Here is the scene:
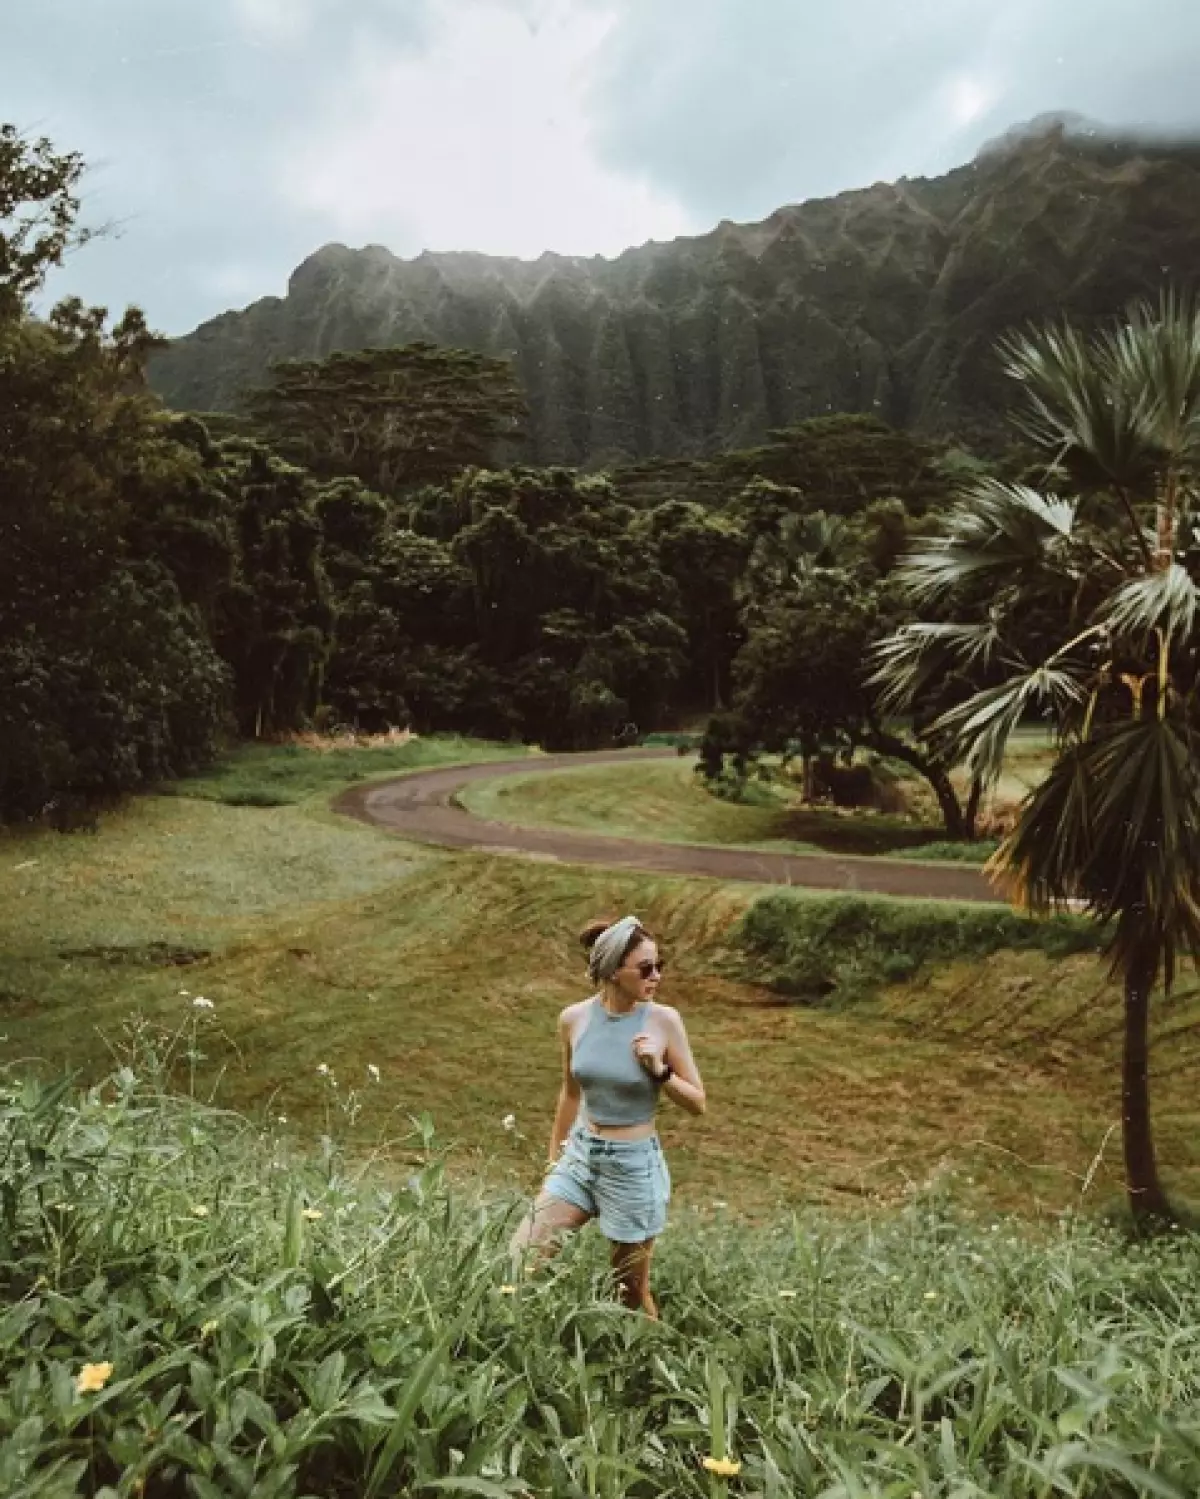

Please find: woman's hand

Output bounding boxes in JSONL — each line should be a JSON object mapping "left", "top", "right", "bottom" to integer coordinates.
{"left": 632, "top": 1032, "right": 666, "bottom": 1077}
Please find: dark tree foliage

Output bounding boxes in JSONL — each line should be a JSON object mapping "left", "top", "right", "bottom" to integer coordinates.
{"left": 612, "top": 414, "right": 957, "bottom": 517}
{"left": 0, "top": 303, "right": 229, "bottom": 822}
{"left": 243, "top": 342, "right": 527, "bottom": 497}
{"left": 718, "top": 415, "right": 950, "bottom": 516}
{"left": 639, "top": 500, "right": 749, "bottom": 709}
{"left": 210, "top": 443, "right": 335, "bottom": 738}
{"left": 318, "top": 467, "right": 687, "bottom": 748}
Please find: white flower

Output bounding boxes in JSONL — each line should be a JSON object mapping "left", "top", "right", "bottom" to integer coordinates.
{"left": 191, "top": 996, "right": 214, "bottom": 1011}
{"left": 316, "top": 1063, "right": 330, "bottom": 1076}
{"left": 502, "top": 1113, "right": 516, "bottom": 1131}
{"left": 367, "top": 1064, "right": 381, "bottom": 1082}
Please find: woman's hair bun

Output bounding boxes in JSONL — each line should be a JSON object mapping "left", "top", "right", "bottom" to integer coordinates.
{"left": 579, "top": 919, "right": 612, "bottom": 952}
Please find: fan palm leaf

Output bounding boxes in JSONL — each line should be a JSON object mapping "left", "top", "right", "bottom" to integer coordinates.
{"left": 1105, "top": 291, "right": 1200, "bottom": 476}
{"left": 895, "top": 480, "right": 1080, "bottom": 603}
{"left": 1101, "top": 563, "right": 1200, "bottom": 642}
{"left": 993, "top": 714, "right": 1200, "bottom": 989}
{"left": 998, "top": 318, "right": 1163, "bottom": 512}
{"left": 868, "top": 620, "right": 1004, "bottom": 715}
{"left": 927, "top": 661, "right": 1089, "bottom": 787}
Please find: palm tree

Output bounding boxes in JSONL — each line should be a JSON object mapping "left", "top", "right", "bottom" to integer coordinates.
{"left": 870, "top": 293, "right": 1200, "bottom": 1222}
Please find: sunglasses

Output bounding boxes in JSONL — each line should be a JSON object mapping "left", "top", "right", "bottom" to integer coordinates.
{"left": 631, "top": 958, "right": 666, "bottom": 978}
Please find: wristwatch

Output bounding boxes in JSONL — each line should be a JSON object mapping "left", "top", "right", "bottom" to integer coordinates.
{"left": 654, "top": 1063, "right": 674, "bottom": 1086}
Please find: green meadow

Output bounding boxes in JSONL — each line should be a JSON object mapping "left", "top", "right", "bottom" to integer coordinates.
{"left": 4, "top": 737, "right": 1200, "bottom": 1496}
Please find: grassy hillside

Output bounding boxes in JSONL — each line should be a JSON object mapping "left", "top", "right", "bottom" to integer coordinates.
{"left": 3, "top": 739, "right": 1198, "bottom": 1219}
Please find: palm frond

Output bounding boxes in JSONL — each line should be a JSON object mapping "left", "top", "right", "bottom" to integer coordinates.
{"left": 993, "top": 715, "right": 1200, "bottom": 987}
{"left": 896, "top": 480, "right": 1078, "bottom": 605}
{"left": 1100, "top": 563, "right": 1200, "bottom": 642}
{"left": 998, "top": 318, "right": 1162, "bottom": 504}
{"left": 1104, "top": 290, "right": 1200, "bottom": 470}
{"left": 867, "top": 621, "right": 1003, "bottom": 714}
{"left": 927, "top": 664, "right": 1088, "bottom": 787}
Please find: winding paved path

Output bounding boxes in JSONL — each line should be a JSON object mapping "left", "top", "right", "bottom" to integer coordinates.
{"left": 334, "top": 749, "right": 1001, "bottom": 903}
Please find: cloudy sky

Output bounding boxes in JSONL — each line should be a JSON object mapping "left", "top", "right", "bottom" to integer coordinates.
{"left": 6, "top": 0, "right": 1199, "bottom": 334}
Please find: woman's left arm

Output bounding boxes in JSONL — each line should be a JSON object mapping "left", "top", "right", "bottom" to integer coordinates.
{"left": 659, "top": 1008, "right": 706, "bottom": 1116}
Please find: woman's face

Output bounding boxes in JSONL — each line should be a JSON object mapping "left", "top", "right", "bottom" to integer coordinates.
{"left": 613, "top": 938, "right": 663, "bottom": 1002}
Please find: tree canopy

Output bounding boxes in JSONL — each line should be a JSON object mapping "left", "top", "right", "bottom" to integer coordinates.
{"left": 243, "top": 342, "right": 527, "bottom": 497}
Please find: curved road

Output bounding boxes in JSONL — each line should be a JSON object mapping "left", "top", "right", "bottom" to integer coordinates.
{"left": 334, "top": 748, "right": 1001, "bottom": 903}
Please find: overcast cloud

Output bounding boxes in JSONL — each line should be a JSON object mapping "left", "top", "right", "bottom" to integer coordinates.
{"left": 5, "top": 0, "right": 1199, "bottom": 334}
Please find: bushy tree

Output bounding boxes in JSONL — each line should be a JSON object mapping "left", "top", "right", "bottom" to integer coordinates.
{"left": 0, "top": 301, "right": 229, "bottom": 821}
{"left": 244, "top": 342, "right": 526, "bottom": 497}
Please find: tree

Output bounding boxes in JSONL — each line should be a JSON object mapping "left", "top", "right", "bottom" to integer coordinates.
{"left": 444, "top": 467, "right": 688, "bottom": 746}
{"left": 0, "top": 123, "right": 94, "bottom": 318}
{"left": 243, "top": 342, "right": 526, "bottom": 497}
{"left": 871, "top": 292, "right": 1200, "bottom": 1221}
{"left": 710, "top": 569, "right": 980, "bottom": 835}
{"left": 0, "top": 302, "right": 229, "bottom": 822}
{"left": 211, "top": 444, "right": 334, "bottom": 737}
{"left": 638, "top": 500, "right": 748, "bottom": 709}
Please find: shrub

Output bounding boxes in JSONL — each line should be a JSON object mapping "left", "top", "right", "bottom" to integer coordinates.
{"left": 737, "top": 891, "right": 1102, "bottom": 1003}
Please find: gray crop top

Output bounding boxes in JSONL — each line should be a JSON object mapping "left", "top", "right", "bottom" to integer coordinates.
{"left": 571, "top": 998, "right": 659, "bottom": 1126}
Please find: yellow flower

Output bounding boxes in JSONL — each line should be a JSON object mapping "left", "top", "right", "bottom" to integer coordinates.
{"left": 923, "top": 1291, "right": 938, "bottom": 1301}
{"left": 200, "top": 1319, "right": 219, "bottom": 1338}
{"left": 498, "top": 1284, "right": 517, "bottom": 1295}
{"left": 701, "top": 1456, "right": 741, "bottom": 1477}
{"left": 76, "top": 1362, "right": 114, "bottom": 1395}
{"left": 190, "top": 1205, "right": 209, "bottom": 1218}
{"left": 301, "top": 1208, "right": 323, "bottom": 1221}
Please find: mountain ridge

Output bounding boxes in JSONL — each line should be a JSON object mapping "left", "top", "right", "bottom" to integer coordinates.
{"left": 149, "top": 119, "right": 1200, "bottom": 464}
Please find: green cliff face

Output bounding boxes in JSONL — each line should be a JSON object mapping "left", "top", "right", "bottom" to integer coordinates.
{"left": 149, "top": 123, "right": 1200, "bottom": 462}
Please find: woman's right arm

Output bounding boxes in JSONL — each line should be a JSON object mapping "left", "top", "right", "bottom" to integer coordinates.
{"left": 548, "top": 1008, "right": 581, "bottom": 1163}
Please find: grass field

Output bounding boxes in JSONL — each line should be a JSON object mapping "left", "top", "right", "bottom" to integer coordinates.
{"left": 457, "top": 754, "right": 1004, "bottom": 861}
{"left": 4, "top": 737, "right": 1199, "bottom": 1223}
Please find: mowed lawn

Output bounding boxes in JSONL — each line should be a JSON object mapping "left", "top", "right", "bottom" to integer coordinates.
{"left": 3, "top": 739, "right": 1198, "bottom": 1221}
{"left": 456, "top": 753, "right": 1003, "bottom": 859}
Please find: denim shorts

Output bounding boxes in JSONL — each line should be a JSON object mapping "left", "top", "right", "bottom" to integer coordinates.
{"left": 544, "top": 1123, "right": 671, "bottom": 1243}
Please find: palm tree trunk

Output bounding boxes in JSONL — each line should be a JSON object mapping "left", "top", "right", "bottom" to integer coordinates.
{"left": 1122, "top": 947, "right": 1171, "bottom": 1221}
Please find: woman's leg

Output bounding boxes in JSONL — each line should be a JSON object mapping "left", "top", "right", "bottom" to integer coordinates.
{"left": 610, "top": 1238, "right": 658, "bottom": 1318}
{"left": 509, "top": 1188, "right": 592, "bottom": 1277}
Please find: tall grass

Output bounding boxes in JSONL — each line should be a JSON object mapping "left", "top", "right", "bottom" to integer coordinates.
{"left": 4, "top": 1034, "right": 1199, "bottom": 1498}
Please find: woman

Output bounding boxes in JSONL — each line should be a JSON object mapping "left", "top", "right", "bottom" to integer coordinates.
{"left": 510, "top": 914, "right": 706, "bottom": 1317}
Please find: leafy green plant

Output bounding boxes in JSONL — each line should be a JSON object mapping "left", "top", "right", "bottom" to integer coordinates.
{"left": 3, "top": 1044, "right": 1199, "bottom": 1497}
